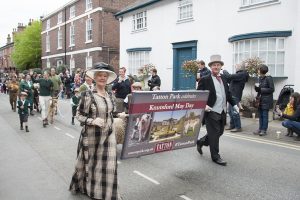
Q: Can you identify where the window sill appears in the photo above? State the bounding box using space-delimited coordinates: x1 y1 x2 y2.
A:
57 47 63 50
46 51 50 53
85 8 92 12
131 28 148 34
85 40 93 44
239 1 280 12
69 16 75 20
57 22 62 25
177 18 194 24
69 45 75 48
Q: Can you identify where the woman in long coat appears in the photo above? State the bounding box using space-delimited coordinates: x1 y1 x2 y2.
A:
69 62 119 200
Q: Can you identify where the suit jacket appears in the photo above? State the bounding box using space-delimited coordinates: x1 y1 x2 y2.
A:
197 74 236 108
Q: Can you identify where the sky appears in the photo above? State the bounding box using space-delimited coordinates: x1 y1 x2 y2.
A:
0 0 70 46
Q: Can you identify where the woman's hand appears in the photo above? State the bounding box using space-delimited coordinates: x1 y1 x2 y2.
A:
92 118 104 127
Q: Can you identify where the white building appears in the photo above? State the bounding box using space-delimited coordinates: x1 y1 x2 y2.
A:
116 0 300 98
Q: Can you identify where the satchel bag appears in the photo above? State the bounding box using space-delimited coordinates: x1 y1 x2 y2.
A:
253 96 261 108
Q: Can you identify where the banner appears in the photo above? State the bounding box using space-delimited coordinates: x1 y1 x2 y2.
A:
121 90 209 159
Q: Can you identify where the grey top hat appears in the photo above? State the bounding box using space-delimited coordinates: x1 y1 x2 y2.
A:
85 62 117 85
208 54 224 67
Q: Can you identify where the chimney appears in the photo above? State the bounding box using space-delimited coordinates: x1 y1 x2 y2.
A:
7 34 11 44
28 19 32 26
17 23 25 33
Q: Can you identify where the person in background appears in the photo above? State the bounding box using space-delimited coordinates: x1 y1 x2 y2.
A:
70 88 80 125
196 55 238 166
148 68 161 91
253 65 274 136
196 60 211 83
79 73 94 93
281 92 300 137
35 71 53 127
20 74 35 116
49 67 63 97
223 63 249 132
124 81 143 113
276 92 300 141
7 76 19 112
17 92 30 132
112 67 131 112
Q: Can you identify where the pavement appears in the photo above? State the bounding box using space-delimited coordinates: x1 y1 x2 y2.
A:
0 93 299 200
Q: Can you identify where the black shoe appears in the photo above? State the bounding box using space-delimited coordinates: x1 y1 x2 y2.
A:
71 122 75 125
225 126 234 130
259 131 267 136
230 128 242 133
20 126 24 130
43 120 46 128
30 112 34 116
253 130 261 135
25 126 29 132
213 158 227 166
45 119 49 125
196 141 203 155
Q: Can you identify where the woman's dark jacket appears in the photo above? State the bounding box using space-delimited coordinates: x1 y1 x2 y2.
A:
257 76 274 110
148 75 161 91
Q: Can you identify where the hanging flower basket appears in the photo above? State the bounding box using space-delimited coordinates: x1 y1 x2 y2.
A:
242 57 264 77
182 60 199 78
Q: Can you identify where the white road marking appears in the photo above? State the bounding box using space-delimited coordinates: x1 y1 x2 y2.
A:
225 133 300 151
133 170 160 185
54 126 61 131
37 117 42 121
65 133 75 139
179 195 193 200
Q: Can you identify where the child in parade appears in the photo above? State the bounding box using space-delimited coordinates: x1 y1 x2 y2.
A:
17 92 30 132
70 88 80 125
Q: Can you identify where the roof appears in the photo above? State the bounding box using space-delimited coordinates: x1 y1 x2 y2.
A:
115 0 161 17
0 42 14 51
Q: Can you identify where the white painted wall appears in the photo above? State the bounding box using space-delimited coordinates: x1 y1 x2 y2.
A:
119 0 299 98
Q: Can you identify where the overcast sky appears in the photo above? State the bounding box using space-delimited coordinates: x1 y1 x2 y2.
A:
0 0 70 46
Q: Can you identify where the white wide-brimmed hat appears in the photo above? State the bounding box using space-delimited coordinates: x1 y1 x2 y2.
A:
85 62 117 84
208 54 224 67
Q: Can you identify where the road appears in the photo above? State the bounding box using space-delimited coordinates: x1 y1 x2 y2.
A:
0 94 299 200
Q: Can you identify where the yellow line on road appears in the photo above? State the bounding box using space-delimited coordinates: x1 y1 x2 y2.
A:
225 132 300 151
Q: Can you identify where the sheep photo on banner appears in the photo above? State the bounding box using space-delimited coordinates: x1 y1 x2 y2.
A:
121 91 209 159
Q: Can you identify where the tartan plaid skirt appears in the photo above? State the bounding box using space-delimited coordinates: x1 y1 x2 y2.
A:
69 125 119 200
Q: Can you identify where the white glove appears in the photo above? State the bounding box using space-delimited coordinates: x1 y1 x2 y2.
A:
205 105 212 112
233 105 239 114
92 118 104 128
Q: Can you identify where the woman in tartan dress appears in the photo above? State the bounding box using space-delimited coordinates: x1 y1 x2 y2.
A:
70 62 119 200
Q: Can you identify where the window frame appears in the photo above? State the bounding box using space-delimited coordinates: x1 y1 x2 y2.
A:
232 37 285 77
85 56 93 69
57 29 63 49
70 57 75 69
70 5 76 19
178 0 193 21
86 0 93 11
127 51 150 75
70 25 75 47
46 19 51 30
58 12 63 24
85 18 93 42
240 0 279 8
132 11 147 32
46 34 50 52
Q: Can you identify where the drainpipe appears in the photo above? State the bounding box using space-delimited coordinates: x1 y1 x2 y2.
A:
64 6 67 66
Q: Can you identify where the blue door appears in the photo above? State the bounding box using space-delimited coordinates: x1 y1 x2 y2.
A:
172 40 197 90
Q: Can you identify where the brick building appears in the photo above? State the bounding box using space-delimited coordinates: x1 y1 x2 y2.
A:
0 23 26 74
41 0 137 73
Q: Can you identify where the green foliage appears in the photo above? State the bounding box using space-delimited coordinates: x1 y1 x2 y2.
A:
242 57 264 77
182 60 199 76
12 21 42 71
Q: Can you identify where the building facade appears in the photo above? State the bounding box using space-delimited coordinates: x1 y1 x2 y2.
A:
116 0 300 97
0 23 26 74
41 0 137 73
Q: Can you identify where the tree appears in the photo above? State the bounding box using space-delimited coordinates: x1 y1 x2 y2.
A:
12 20 42 71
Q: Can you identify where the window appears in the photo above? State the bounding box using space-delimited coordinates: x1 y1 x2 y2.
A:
241 0 278 7
70 57 75 69
46 19 51 30
86 18 93 42
133 11 147 31
46 59 51 68
57 60 63 67
70 25 75 47
86 56 93 69
232 37 285 76
128 51 150 75
86 0 93 11
70 6 76 19
58 12 63 24
57 30 63 49
46 35 50 52
178 0 193 21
